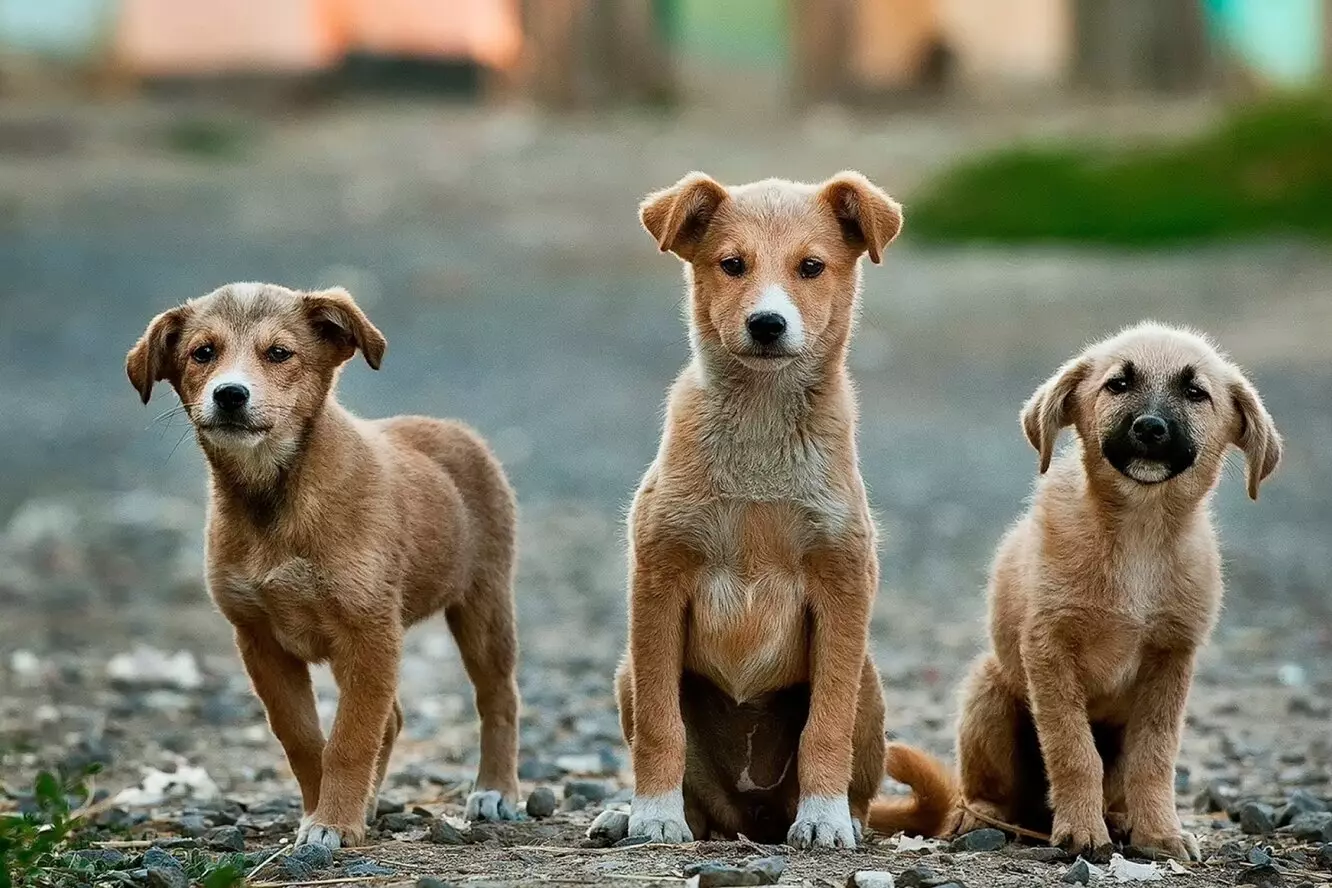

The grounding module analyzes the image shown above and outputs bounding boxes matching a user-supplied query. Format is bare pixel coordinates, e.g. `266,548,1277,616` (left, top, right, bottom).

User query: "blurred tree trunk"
1073,0,1210,92
790,0,856,106
518,0,674,108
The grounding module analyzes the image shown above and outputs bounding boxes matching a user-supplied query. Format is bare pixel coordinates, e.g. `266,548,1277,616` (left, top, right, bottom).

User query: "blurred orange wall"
116,0,520,76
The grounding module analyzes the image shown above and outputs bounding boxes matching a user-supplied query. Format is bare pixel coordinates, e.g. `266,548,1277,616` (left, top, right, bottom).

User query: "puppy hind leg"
956,655,1025,835
446,583,521,822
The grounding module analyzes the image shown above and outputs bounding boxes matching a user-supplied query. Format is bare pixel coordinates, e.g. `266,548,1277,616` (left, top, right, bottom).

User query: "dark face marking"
1098,360,1200,484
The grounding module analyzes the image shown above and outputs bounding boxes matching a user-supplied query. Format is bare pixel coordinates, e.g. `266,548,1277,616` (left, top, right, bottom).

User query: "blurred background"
0,0,1329,822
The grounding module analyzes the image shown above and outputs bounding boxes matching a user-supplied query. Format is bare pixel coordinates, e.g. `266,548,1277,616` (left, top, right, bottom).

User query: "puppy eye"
719,256,746,277
191,344,215,364
1104,376,1131,394
1183,383,1210,403
266,345,293,364
798,257,825,279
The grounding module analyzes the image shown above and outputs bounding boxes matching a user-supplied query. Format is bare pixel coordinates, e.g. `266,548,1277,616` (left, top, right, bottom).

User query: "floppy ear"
126,307,188,404
1021,356,1091,474
819,171,903,264
1229,374,1281,500
303,287,387,369
639,172,729,261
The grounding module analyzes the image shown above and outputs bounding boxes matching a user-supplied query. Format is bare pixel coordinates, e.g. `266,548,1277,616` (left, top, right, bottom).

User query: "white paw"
628,789,693,844
465,789,520,822
586,808,630,841
296,816,345,850
787,794,857,849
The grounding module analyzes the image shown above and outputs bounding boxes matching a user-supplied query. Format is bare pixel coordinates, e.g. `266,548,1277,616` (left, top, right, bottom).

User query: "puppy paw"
296,814,362,850
787,795,857,850
1131,830,1201,862
465,789,520,822
586,808,630,842
627,790,693,844
1050,811,1112,861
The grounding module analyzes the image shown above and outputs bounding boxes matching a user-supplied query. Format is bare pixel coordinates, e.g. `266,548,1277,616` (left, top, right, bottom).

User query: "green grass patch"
909,96,1332,246
162,117,254,161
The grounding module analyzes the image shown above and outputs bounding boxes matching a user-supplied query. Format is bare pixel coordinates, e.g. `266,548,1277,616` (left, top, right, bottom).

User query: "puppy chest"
212,558,337,661
682,503,813,700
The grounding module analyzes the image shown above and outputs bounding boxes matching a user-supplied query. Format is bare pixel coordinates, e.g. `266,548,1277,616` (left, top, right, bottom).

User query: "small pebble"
204,825,245,852
1062,858,1092,885
847,871,895,888
344,860,395,878
142,849,182,871
897,866,948,888
563,779,609,804
682,857,784,887
1007,846,1069,863
416,879,456,888
1240,802,1277,835
1317,843,1331,868
428,820,466,845
948,828,1006,852
563,793,589,812
1248,847,1273,867
289,842,334,870
526,786,557,818
377,812,422,832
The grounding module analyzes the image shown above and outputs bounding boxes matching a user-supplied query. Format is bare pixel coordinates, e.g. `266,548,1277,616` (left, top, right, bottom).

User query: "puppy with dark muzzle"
876,322,1282,861
127,283,522,848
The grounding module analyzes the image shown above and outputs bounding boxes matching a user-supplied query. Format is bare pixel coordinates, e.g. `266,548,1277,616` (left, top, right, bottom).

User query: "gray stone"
1288,812,1332,842
563,779,609,804
72,848,127,867
374,797,405,816
847,871,895,888
518,759,561,782
145,863,187,888
1283,790,1329,826
682,857,784,887
377,812,422,832
289,843,334,870
563,792,589,812
1062,858,1092,885
415,879,456,888
1236,864,1284,886
141,849,182,871
344,860,395,878
1248,847,1273,867
280,858,315,882
1317,843,1331,869
427,819,466,845
204,826,245,852
949,828,1006,852
1241,802,1278,835
525,786,557,818
1006,846,1069,863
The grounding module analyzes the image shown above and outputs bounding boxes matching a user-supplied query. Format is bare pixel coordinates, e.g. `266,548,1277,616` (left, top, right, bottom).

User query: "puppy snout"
1130,414,1169,447
213,383,250,412
746,311,787,346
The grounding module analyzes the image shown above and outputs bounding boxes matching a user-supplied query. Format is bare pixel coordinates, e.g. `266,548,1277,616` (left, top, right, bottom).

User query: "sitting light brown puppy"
593,171,908,849
879,322,1281,860
126,283,521,848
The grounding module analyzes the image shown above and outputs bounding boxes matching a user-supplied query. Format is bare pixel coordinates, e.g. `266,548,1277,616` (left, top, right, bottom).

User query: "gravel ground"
0,98,1329,887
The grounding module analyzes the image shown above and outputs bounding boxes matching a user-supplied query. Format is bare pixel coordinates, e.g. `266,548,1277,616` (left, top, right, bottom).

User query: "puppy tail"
867,742,958,838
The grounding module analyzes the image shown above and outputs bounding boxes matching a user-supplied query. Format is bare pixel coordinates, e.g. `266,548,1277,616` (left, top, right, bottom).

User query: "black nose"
746,311,787,345
1131,414,1169,445
213,383,250,411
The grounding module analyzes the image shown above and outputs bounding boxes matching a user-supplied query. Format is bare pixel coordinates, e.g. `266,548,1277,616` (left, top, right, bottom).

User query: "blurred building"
0,0,1326,103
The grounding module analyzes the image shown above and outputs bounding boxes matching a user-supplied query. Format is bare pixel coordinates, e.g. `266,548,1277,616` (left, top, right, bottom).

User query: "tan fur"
881,323,1282,860
126,283,521,848
615,172,903,847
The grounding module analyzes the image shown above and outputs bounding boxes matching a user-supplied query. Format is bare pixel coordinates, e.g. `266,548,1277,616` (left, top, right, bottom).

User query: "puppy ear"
1229,374,1281,500
126,307,188,404
303,287,387,369
1021,357,1090,474
639,172,729,261
819,171,903,264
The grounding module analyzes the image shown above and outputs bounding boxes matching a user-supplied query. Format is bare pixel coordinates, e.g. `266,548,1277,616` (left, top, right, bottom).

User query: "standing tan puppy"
877,322,1281,861
598,171,903,848
127,283,522,848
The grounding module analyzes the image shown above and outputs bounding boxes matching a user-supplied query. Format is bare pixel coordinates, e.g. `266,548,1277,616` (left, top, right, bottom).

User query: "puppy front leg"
1121,646,1199,861
300,631,401,849
235,626,325,816
627,556,695,844
1025,642,1112,857
790,550,873,850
